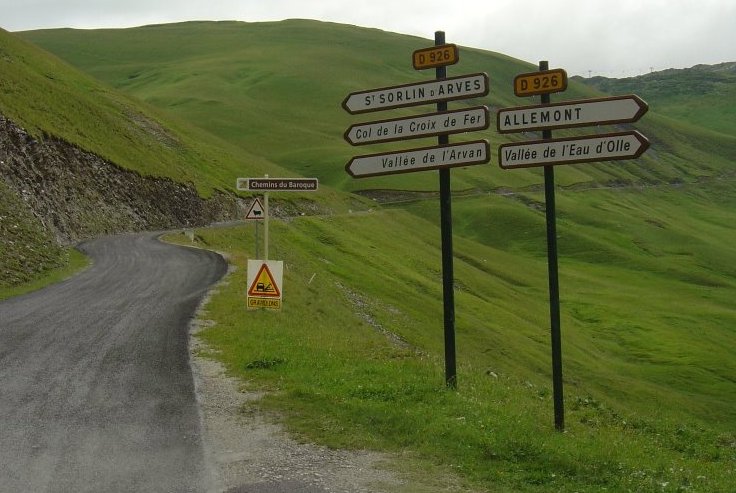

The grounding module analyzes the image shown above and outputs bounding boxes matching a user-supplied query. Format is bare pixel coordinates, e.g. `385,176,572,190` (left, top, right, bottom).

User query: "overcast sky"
3,0,734,77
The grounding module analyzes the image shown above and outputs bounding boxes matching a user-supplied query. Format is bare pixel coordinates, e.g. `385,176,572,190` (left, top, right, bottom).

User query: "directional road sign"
499,131,649,169
514,68,567,97
245,197,264,220
247,260,283,310
412,44,459,70
346,140,489,178
237,177,318,192
344,106,489,145
497,95,648,133
342,72,489,114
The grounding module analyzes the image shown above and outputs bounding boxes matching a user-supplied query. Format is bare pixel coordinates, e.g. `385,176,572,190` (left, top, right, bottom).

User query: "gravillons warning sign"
246,260,283,310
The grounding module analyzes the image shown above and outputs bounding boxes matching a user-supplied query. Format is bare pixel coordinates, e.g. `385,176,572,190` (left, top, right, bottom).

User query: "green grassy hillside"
20,20,736,194
0,26,297,197
165,195,736,490
9,20,736,491
574,63,736,137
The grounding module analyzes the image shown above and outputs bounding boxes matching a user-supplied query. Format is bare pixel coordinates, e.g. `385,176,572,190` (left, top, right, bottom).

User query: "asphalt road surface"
0,233,227,492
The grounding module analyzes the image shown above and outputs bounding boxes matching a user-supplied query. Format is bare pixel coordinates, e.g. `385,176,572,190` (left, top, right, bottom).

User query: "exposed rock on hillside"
1,114,239,246
0,178,66,287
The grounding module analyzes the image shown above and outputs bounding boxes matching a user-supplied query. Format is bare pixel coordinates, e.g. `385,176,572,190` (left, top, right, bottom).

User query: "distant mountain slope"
574,62,736,136
1,26,288,196
20,20,736,193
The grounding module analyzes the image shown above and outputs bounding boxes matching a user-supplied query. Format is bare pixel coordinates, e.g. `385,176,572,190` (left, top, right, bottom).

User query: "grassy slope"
575,63,736,137
166,199,736,491
13,20,736,491
0,27,299,197
20,21,736,194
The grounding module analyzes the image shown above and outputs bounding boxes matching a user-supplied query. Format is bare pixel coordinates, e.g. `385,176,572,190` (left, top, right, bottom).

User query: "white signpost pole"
264,175,269,260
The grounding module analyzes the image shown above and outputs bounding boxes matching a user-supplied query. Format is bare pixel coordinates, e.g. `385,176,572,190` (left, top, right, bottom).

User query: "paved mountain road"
0,232,406,493
0,233,227,492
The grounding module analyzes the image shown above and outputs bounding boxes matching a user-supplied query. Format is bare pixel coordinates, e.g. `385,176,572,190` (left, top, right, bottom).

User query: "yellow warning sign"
248,298,281,309
247,263,281,298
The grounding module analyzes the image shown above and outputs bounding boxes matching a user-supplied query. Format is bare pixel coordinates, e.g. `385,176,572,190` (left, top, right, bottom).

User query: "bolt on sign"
246,260,283,310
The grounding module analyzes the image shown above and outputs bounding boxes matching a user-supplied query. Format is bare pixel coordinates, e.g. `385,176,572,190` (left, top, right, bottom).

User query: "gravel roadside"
189,278,405,493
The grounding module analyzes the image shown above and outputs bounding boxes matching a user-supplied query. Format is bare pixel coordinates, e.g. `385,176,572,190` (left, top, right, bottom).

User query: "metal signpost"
342,32,490,388
498,61,650,431
246,259,283,310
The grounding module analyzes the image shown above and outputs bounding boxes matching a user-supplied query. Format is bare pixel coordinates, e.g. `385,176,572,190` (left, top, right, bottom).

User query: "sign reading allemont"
497,95,648,133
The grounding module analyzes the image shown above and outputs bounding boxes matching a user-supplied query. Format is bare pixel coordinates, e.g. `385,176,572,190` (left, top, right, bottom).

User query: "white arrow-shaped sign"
497,95,648,133
499,131,649,169
346,140,489,178
342,73,489,114
344,106,489,146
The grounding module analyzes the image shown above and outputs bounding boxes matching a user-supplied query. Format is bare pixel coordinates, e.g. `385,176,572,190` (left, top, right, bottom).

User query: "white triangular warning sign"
247,263,281,297
245,198,264,220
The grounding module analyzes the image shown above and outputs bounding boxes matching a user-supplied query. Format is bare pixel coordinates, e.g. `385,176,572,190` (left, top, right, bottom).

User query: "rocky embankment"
0,114,239,285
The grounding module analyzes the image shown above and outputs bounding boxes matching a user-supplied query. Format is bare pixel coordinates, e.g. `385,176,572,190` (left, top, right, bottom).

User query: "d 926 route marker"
514,68,567,97
344,106,489,145
346,140,490,178
342,72,489,114
499,131,649,169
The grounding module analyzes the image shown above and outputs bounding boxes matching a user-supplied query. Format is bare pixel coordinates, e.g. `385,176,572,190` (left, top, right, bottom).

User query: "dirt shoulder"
189,281,405,493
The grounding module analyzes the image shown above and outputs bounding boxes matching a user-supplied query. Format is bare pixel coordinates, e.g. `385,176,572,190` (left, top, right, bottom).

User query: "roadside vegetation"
5,20,736,491
166,185,736,491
